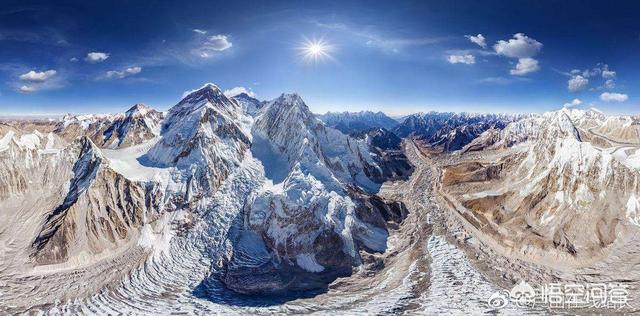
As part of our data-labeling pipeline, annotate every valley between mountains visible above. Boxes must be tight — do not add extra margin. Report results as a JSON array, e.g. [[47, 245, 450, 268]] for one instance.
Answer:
[[1, 83, 640, 314]]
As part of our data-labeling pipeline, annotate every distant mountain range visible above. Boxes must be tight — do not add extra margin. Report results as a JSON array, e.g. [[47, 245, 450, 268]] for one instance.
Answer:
[[393, 111, 525, 151], [318, 111, 399, 134], [319, 110, 524, 152]]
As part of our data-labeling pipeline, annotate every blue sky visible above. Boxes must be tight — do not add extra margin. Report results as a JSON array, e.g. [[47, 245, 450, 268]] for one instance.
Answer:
[[1, 0, 639, 115]]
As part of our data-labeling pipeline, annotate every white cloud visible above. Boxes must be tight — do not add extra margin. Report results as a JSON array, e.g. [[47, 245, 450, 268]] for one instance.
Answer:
[[600, 92, 628, 102], [17, 69, 62, 93], [69, 57, 78, 62], [192, 34, 232, 58], [19, 69, 57, 82], [493, 33, 543, 58], [104, 66, 142, 79], [510, 57, 539, 75], [18, 85, 37, 93], [85, 52, 110, 63], [493, 33, 542, 76], [569, 64, 618, 91], [605, 79, 615, 89], [582, 68, 601, 78], [563, 98, 582, 108], [447, 54, 475, 64], [568, 75, 588, 92], [601, 64, 616, 79], [223, 86, 256, 98], [193, 29, 208, 35], [465, 34, 486, 48]]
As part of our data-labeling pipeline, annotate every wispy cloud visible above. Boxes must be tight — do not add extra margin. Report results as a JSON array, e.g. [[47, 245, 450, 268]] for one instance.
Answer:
[[316, 22, 443, 53], [447, 54, 475, 64], [103, 66, 142, 79], [465, 34, 486, 48], [191, 34, 232, 58], [562, 98, 582, 108], [477, 76, 530, 85], [0, 27, 70, 47]]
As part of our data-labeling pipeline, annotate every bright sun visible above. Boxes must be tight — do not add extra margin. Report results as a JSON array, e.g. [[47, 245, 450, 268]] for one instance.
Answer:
[[298, 38, 333, 63]]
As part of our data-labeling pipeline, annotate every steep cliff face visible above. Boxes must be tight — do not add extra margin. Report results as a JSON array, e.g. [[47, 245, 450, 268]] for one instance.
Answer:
[[222, 93, 409, 294], [31, 138, 161, 265]]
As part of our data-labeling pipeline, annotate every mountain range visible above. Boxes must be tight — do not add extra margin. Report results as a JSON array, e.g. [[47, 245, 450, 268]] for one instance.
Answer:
[[1, 85, 640, 314], [318, 111, 399, 134]]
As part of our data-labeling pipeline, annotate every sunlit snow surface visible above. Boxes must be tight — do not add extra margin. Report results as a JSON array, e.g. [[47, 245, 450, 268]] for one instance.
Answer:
[[31, 136, 539, 314], [18, 141, 542, 315]]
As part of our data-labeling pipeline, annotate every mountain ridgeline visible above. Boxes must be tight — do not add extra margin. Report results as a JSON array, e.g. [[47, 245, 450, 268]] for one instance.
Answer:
[[3, 84, 640, 313]]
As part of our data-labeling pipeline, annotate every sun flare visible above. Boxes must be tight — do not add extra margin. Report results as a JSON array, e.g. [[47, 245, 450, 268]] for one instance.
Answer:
[[298, 37, 333, 63]]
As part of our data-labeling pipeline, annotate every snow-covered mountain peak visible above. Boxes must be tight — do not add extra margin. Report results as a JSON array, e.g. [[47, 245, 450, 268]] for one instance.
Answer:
[[234, 92, 254, 100], [545, 109, 582, 140], [125, 103, 151, 117], [78, 135, 104, 160], [265, 93, 317, 123], [146, 82, 250, 179], [175, 82, 240, 116], [232, 93, 263, 116]]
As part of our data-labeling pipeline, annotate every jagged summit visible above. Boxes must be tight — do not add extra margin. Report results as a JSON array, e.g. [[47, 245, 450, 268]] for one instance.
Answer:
[[125, 103, 151, 117], [234, 92, 254, 100], [231, 92, 263, 116], [271, 93, 307, 109], [178, 83, 232, 107], [269, 93, 314, 118], [255, 93, 319, 140], [146, 82, 250, 182], [167, 83, 241, 126]]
